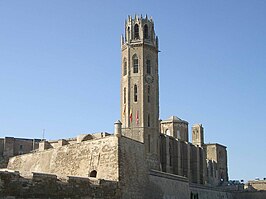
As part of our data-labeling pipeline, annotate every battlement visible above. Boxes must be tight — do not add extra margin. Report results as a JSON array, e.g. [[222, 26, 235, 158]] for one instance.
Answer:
[[39, 132, 111, 151]]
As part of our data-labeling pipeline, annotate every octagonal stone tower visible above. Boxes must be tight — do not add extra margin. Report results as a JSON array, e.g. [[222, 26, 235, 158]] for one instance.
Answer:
[[120, 15, 160, 169]]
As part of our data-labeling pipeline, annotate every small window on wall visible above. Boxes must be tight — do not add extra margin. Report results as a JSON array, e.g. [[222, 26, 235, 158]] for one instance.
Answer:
[[134, 85, 138, 102], [123, 60, 127, 76], [134, 24, 139, 39], [166, 129, 170, 136], [133, 55, 138, 73], [89, 170, 97, 178], [148, 114, 150, 127]]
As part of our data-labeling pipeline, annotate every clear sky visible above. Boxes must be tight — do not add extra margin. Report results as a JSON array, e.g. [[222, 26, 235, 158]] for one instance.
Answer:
[[0, 0, 265, 182]]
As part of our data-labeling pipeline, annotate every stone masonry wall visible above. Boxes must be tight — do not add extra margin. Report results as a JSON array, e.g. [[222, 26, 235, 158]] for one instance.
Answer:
[[7, 136, 119, 180], [149, 170, 190, 199], [0, 171, 120, 199], [248, 180, 266, 191], [232, 191, 266, 199], [118, 136, 151, 199], [190, 183, 233, 199]]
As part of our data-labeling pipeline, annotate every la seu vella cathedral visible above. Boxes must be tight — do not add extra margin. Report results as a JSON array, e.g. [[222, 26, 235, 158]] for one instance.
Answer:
[[120, 15, 228, 185], [0, 15, 236, 199]]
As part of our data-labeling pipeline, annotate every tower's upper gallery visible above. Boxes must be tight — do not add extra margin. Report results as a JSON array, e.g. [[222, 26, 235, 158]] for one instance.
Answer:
[[121, 15, 158, 48]]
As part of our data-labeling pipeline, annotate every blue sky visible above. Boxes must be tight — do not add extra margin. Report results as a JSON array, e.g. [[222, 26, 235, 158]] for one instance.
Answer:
[[0, 1, 265, 182]]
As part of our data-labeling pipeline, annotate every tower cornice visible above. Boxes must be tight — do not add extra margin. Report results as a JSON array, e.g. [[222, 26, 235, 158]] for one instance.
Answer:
[[122, 43, 159, 53]]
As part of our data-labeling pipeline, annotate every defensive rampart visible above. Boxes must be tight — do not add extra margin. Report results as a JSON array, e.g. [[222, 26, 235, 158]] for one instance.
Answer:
[[7, 136, 119, 180], [0, 171, 120, 199]]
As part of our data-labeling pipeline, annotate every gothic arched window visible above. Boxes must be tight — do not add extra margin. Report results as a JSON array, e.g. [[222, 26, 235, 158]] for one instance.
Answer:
[[144, 24, 148, 39], [134, 24, 139, 39], [134, 84, 138, 102], [133, 55, 138, 73], [123, 59, 127, 76]]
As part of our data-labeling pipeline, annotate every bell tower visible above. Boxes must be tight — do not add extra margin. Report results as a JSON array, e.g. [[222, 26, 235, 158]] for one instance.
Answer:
[[120, 15, 160, 169]]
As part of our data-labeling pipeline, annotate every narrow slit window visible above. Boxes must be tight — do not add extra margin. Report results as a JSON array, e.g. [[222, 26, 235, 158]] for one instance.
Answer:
[[146, 59, 151, 74], [134, 85, 138, 102], [123, 87, 126, 104], [148, 114, 150, 127], [147, 86, 150, 103]]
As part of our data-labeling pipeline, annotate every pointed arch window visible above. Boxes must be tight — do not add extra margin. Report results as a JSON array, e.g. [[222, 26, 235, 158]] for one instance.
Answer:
[[134, 84, 138, 102], [144, 24, 148, 39], [146, 59, 151, 74], [134, 24, 139, 39], [133, 55, 138, 73], [123, 59, 127, 76]]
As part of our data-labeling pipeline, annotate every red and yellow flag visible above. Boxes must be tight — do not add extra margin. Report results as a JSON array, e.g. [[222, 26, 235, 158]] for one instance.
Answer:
[[136, 110, 139, 125], [129, 108, 132, 123]]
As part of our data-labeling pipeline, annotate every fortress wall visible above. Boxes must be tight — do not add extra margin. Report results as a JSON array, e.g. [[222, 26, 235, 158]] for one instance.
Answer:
[[190, 183, 233, 199], [3, 137, 14, 157], [118, 136, 188, 199], [13, 139, 35, 155], [118, 136, 150, 199], [149, 170, 190, 199], [232, 191, 266, 199], [0, 171, 120, 198], [7, 136, 119, 181]]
